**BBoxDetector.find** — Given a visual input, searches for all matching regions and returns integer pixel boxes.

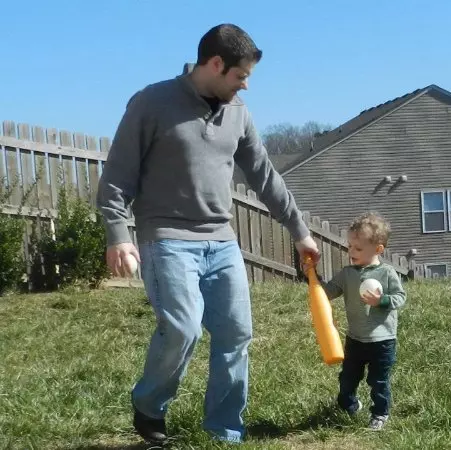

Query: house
[278,84,451,277]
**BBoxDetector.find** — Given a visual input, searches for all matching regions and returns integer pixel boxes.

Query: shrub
[0,214,25,294]
[0,176,28,295]
[31,186,110,290]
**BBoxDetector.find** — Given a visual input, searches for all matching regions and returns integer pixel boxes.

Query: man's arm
[234,108,319,260]
[97,90,155,275]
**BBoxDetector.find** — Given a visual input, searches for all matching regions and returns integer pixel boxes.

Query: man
[97,23,319,444]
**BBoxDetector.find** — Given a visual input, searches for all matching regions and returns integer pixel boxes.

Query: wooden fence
[0,120,429,288]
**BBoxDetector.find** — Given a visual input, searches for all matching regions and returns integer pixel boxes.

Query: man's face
[209,57,255,101]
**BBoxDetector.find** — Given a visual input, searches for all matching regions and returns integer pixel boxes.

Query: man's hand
[295,235,321,268]
[106,243,141,278]
[361,290,382,306]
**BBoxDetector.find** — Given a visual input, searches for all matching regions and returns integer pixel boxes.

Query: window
[425,263,448,278]
[449,191,451,232]
[421,190,449,233]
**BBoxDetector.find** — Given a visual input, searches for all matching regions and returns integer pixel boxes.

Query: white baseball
[359,278,383,297]
[123,254,138,276]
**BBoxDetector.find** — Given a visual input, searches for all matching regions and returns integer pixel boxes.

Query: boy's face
[347,231,384,266]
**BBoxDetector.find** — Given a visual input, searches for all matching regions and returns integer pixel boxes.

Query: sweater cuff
[106,222,132,246]
[379,295,390,307]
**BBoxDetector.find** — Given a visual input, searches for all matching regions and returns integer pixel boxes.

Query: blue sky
[2,0,450,140]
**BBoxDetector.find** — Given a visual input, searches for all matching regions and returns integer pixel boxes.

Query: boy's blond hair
[348,213,391,246]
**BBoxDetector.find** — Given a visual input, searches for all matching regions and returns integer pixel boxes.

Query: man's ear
[376,244,385,255]
[208,55,224,74]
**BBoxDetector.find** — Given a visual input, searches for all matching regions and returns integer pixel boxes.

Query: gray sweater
[323,262,407,342]
[97,74,309,245]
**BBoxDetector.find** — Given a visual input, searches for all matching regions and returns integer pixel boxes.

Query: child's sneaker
[368,414,389,430]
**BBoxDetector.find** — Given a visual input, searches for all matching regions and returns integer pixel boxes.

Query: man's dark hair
[197,24,262,73]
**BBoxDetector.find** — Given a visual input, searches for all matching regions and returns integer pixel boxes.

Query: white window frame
[421,190,447,233]
[448,190,451,232]
[425,263,449,278]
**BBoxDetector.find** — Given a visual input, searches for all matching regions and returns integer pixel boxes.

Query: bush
[0,176,27,295]
[0,215,25,294]
[31,186,110,290]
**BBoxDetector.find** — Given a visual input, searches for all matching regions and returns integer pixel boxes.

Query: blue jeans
[131,239,252,442]
[337,336,396,416]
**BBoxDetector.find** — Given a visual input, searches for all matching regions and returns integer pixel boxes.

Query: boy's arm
[379,267,407,310]
[321,270,345,301]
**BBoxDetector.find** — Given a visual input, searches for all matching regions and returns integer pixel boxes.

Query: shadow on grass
[75,438,178,450]
[247,403,346,440]
[78,405,347,449]
[77,443,166,450]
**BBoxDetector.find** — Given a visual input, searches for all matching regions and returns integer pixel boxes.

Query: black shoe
[133,407,168,444]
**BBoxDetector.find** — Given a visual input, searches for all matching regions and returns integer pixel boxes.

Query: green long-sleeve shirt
[323,262,406,343]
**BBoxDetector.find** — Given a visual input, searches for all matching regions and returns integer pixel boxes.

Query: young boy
[304,213,406,430]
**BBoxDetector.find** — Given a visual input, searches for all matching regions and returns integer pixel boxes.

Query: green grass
[1,279,450,449]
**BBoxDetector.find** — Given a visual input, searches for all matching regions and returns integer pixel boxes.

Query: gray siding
[283,92,451,276]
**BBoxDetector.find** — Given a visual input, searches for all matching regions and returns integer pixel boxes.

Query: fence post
[312,216,323,277]
[321,220,333,281]
[74,132,89,199]
[236,184,253,282]
[3,120,21,205]
[46,127,61,209]
[248,190,263,282]
[330,224,342,275]
[32,125,52,209]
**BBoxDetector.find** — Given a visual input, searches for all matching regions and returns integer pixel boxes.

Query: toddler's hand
[361,290,382,306]
[301,259,316,276]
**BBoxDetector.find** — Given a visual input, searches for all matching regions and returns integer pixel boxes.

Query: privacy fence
[0,120,430,288]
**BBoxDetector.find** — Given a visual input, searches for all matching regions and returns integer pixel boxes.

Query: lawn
[1,279,450,449]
